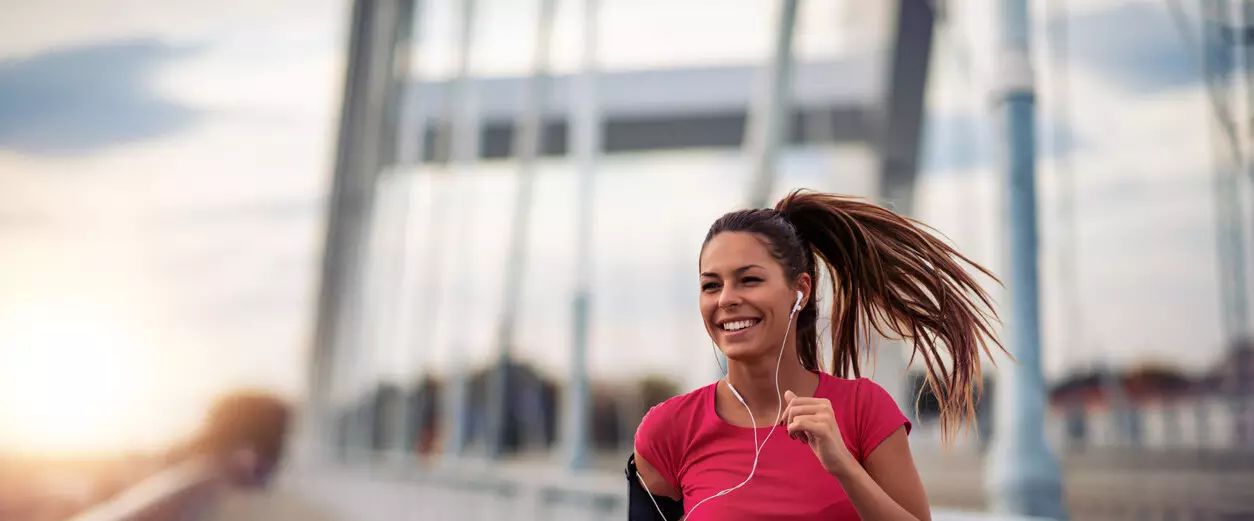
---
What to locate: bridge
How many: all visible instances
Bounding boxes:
[66,0,1254,519]
[68,440,1254,521]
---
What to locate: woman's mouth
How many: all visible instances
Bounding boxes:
[719,318,761,338]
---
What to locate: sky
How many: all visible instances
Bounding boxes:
[920,0,1252,377]
[0,0,346,454]
[0,0,1249,454]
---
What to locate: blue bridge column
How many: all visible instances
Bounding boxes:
[983,0,1069,518]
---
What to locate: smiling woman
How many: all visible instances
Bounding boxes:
[0,306,155,456]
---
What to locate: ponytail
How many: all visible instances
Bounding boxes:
[778,190,1003,443]
[702,189,1005,444]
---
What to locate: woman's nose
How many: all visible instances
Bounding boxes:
[718,288,743,309]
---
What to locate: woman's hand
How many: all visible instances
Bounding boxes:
[782,390,856,475]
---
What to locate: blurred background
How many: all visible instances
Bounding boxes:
[1,0,1252,520]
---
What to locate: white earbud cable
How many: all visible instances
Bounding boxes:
[637,294,801,521]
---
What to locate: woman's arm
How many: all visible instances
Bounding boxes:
[827,426,931,521]
[632,448,682,500]
[782,388,930,521]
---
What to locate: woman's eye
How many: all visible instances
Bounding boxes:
[701,282,719,292]
[742,277,763,285]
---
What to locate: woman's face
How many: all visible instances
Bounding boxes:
[699,232,808,363]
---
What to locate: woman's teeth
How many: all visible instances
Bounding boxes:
[722,319,760,331]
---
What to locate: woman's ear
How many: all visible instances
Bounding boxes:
[796,273,813,309]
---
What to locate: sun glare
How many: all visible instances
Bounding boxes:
[0,310,152,456]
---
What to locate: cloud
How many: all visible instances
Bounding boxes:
[0,38,204,156]
[0,0,343,60]
[0,3,345,449]
[1054,2,1232,94]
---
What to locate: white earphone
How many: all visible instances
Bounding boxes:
[727,290,800,408]
[641,289,805,521]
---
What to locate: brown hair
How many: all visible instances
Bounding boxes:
[703,189,1006,443]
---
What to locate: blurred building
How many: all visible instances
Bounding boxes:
[1048,338,1254,450]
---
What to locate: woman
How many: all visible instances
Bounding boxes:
[629,190,1006,521]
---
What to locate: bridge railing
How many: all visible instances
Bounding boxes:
[64,461,215,521]
[74,443,1254,521]
[282,449,1058,521]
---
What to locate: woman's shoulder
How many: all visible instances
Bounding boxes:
[642,383,711,423]
[816,373,904,416]
[633,383,713,490]
[635,383,713,443]
[817,372,912,455]
[816,372,893,397]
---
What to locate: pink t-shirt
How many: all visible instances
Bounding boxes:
[634,372,910,520]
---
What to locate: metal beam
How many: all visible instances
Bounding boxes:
[1204,0,1253,347]
[864,0,939,420]
[485,0,559,460]
[439,0,480,461]
[745,0,799,209]
[307,0,410,458]
[385,0,427,457]
[307,0,369,458]
[876,0,937,214]
[983,0,1068,517]
[564,0,601,472]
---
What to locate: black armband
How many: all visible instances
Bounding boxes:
[625,453,684,521]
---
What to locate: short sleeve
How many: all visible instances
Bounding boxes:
[633,400,682,490]
[854,378,911,462]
